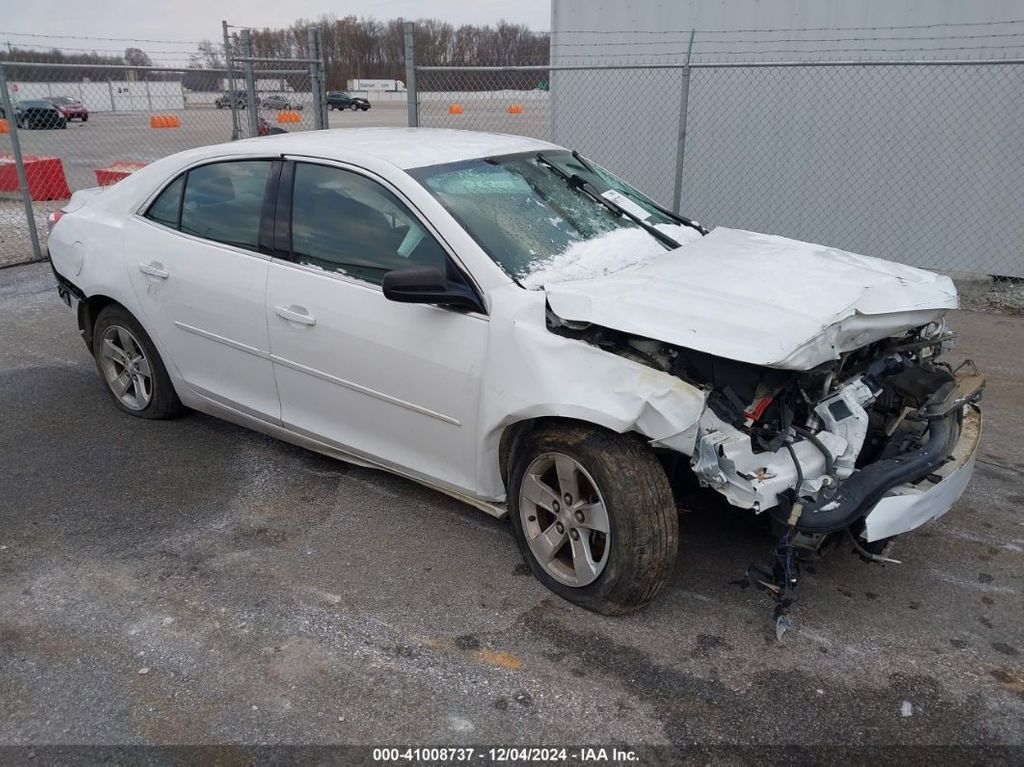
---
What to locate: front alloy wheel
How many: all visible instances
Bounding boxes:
[509,423,678,614]
[519,452,610,587]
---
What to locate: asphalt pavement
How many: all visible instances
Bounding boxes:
[1,261,1022,750]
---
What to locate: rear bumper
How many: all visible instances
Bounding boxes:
[862,406,981,542]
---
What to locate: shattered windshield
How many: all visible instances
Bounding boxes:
[411,151,702,288]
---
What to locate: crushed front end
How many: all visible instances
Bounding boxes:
[547,310,984,634]
[678,321,984,633]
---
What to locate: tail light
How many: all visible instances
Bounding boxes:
[47,209,66,232]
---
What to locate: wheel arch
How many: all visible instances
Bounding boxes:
[77,293,122,352]
[496,413,648,495]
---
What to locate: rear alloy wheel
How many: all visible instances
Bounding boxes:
[509,423,678,614]
[98,324,153,411]
[93,305,184,419]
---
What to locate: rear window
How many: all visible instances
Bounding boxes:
[144,175,184,229]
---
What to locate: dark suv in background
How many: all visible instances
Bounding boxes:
[0,100,67,129]
[326,91,371,111]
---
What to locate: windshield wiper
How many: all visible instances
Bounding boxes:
[534,152,682,250]
[571,150,708,236]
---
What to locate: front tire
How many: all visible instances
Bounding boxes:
[509,423,678,614]
[92,305,184,419]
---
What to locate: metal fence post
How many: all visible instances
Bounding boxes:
[240,29,260,137]
[404,21,418,128]
[307,26,326,130]
[671,29,696,215]
[0,63,43,262]
[223,20,241,140]
[316,27,328,128]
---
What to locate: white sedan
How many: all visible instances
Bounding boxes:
[48,128,983,619]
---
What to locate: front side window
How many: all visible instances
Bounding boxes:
[289,163,447,286]
[179,160,272,250]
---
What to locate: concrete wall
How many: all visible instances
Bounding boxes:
[10,80,185,112]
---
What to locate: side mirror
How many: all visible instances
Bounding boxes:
[382,265,484,313]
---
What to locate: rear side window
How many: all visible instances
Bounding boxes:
[144,175,184,229]
[180,161,271,250]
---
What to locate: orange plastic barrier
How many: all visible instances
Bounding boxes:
[507,104,524,114]
[448,104,464,115]
[95,161,149,186]
[149,114,181,128]
[0,119,8,134]
[0,154,70,200]
[276,111,302,124]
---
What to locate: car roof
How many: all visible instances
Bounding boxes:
[226,127,560,170]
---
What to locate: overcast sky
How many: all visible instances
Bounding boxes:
[1,0,551,63]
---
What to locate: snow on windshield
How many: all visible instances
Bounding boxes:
[520,223,702,289]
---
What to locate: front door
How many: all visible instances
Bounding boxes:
[266,160,487,493]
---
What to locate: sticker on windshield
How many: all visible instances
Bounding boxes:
[601,189,652,221]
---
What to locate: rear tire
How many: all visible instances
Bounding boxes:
[92,305,184,420]
[509,422,678,614]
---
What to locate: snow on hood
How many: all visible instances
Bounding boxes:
[521,224,704,289]
[543,227,959,370]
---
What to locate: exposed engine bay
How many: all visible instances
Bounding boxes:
[550,311,985,636]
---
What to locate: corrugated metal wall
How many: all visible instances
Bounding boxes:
[550,0,1024,276]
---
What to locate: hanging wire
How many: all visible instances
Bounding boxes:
[0,30,213,45]
[554,18,1024,35]
[553,43,1024,60]
[551,31,1024,48]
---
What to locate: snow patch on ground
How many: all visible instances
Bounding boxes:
[521,224,702,289]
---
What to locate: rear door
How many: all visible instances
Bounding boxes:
[125,158,282,421]
[265,159,488,493]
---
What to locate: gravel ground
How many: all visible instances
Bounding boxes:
[0,261,1022,752]
[960,279,1024,316]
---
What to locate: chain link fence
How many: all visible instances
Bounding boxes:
[0,29,327,268]
[414,59,1024,279]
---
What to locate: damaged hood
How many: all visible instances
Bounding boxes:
[544,227,958,370]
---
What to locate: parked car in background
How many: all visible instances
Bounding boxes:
[46,129,983,622]
[214,90,248,109]
[6,100,66,129]
[47,96,89,122]
[261,95,303,111]
[326,91,371,111]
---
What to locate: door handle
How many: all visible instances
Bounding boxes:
[275,305,316,326]
[138,261,169,279]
